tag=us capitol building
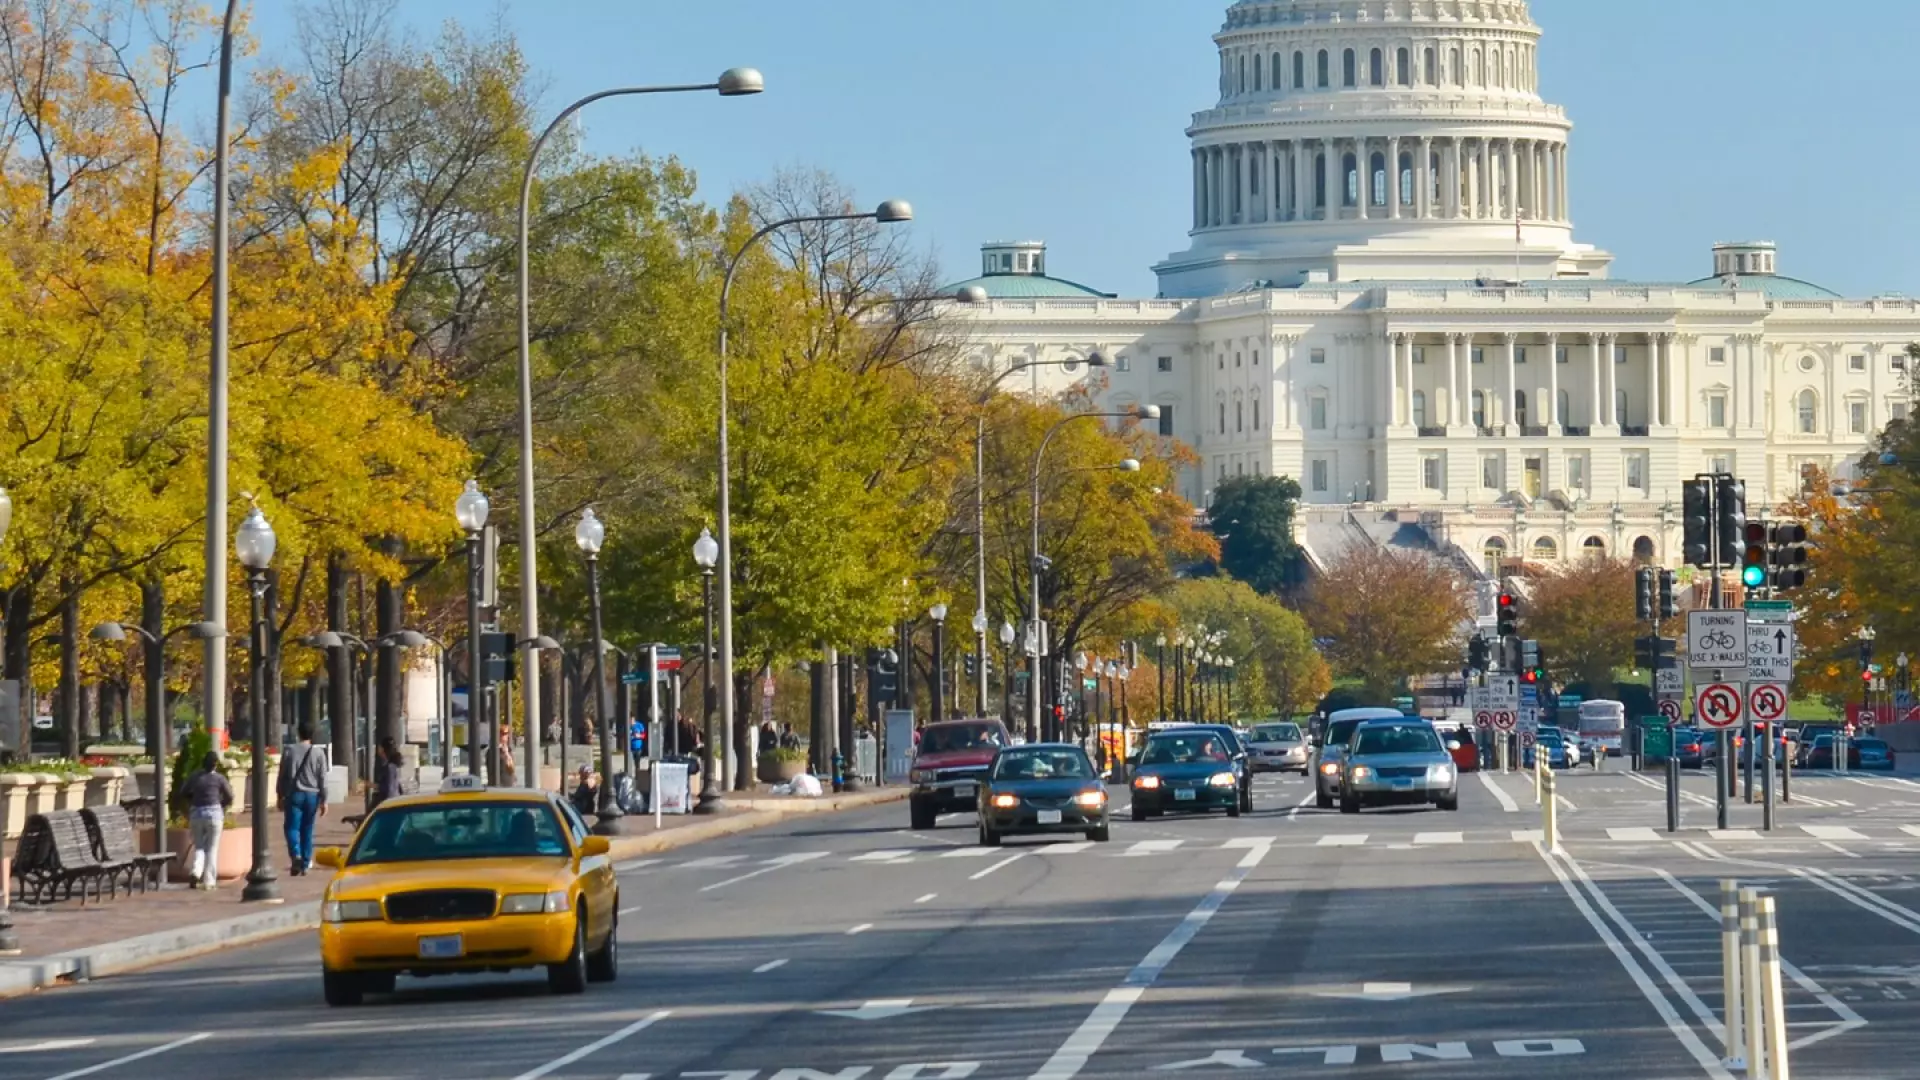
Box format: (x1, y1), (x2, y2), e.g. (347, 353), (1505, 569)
(948, 0), (1918, 580)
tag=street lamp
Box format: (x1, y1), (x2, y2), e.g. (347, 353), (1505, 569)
(202, 0), (242, 743)
(1222, 656), (1237, 721)
(455, 480), (489, 777)
(929, 602), (948, 724)
(0, 487), (11, 951)
(692, 528), (722, 814)
(999, 619), (1017, 728)
(234, 507), (279, 903)
(515, 68), (764, 813)
(1026, 406), (1158, 742)
(715, 200), (912, 792)
(574, 509), (625, 834)
(1155, 633), (1168, 723)
(970, 609), (989, 716)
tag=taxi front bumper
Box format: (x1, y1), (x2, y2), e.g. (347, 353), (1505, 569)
(320, 913), (575, 974)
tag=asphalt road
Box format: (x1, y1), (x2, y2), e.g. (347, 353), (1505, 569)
(4, 762), (1918, 1079)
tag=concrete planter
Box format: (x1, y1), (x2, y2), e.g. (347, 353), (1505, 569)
(131, 763), (159, 800)
(758, 756), (807, 784)
(24, 774), (60, 818)
(162, 824), (254, 881)
(0, 773), (35, 840)
(54, 777), (91, 811)
(86, 766), (128, 807)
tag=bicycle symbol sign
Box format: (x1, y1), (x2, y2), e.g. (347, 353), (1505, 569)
(1749, 682), (1788, 723)
(1696, 682), (1744, 729)
(1688, 610), (1749, 669)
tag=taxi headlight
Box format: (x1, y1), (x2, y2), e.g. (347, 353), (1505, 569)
(1133, 775), (1161, 789)
(501, 890), (570, 915)
(990, 793), (1019, 809)
(1319, 761), (1341, 775)
(1209, 772), (1237, 787)
(1074, 790), (1107, 808)
(322, 899), (382, 923)
(1349, 765), (1372, 781)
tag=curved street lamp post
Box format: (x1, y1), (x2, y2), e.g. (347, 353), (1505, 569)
(692, 528), (722, 813)
(235, 508), (279, 903)
(575, 509), (626, 833)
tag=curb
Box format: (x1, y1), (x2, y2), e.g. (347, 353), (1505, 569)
(0, 786), (907, 1000)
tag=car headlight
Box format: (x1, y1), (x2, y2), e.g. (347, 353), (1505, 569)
(1429, 763), (1454, 782)
(501, 891), (570, 915)
(990, 793), (1019, 809)
(1320, 761), (1341, 775)
(909, 769), (929, 784)
(1209, 772), (1236, 787)
(1133, 775), (1161, 789)
(1074, 790), (1107, 808)
(1349, 765), (1372, 780)
(322, 899), (382, 923)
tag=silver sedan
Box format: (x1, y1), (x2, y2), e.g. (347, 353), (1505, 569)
(1338, 720), (1461, 813)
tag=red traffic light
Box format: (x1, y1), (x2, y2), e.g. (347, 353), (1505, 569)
(1863, 670), (1875, 682)
(1498, 593), (1516, 609)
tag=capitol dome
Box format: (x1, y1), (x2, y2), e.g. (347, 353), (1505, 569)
(1155, 0), (1614, 296)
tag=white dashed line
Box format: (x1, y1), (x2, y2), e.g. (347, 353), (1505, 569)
(971, 853), (1028, 880)
(846, 923), (872, 935)
(753, 959), (789, 974)
(915, 893), (937, 904)
(1477, 771), (1519, 812)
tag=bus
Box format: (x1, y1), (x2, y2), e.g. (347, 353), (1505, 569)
(1576, 699), (1627, 757)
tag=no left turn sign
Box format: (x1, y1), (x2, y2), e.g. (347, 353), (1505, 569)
(1657, 699), (1683, 725)
(1696, 683), (1743, 729)
(1749, 682), (1788, 724)
(1494, 710), (1517, 732)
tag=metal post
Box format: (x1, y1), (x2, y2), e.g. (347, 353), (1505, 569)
(1741, 888), (1763, 1076)
(1666, 753), (1681, 832)
(1542, 765), (1558, 851)
(1759, 895), (1791, 1080)
(141, 585), (169, 887)
(202, 0), (240, 740)
(1781, 741), (1792, 804)
(465, 533), (483, 777)
(1720, 879), (1745, 1071)
(1156, 643), (1166, 722)
(1762, 726), (1775, 831)
(1716, 731), (1731, 830)
(1744, 716), (1756, 804)
(974, 418), (989, 717)
(697, 570), (721, 813)
(587, 557), (624, 834)
(931, 616), (946, 725)
(241, 571), (279, 902)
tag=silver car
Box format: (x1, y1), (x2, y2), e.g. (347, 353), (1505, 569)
(1314, 708), (1405, 809)
(1338, 719), (1460, 813)
(1247, 721), (1308, 773)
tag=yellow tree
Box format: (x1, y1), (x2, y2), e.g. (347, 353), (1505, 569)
(1517, 557), (1642, 695)
(1307, 546), (1470, 700)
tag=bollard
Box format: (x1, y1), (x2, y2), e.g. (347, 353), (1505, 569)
(1782, 744), (1792, 804)
(1759, 895), (1791, 1080)
(1542, 765), (1558, 851)
(1763, 736), (1776, 832)
(1741, 888), (1764, 1077)
(1535, 746), (1544, 805)
(1720, 879), (1745, 1070)
(1666, 754), (1681, 833)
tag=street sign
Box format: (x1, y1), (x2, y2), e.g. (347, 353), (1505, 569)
(1493, 710), (1516, 732)
(1657, 699), (1683, 724)
(1486, 674), (1519, 712)
(1748, 682), (1788, 724)
(1654, 666), (1684, 700)
(1687, 610), (1747, 670)
(1474, 710), (1493, 730)
(1695, 682), (1743, 729)
(1643, 723), (1673, 758)
(1745, 622), (1794, 683)
(1520, 730), (1536, 748)
(1745, 599), (1793, 614)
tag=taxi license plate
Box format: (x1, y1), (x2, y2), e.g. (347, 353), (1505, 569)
(418, 934), (464, 959)
(1174, 789), (1197, 801)
(1037, 809), (1062, 825)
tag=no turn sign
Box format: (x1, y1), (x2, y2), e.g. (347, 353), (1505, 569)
(1494, 710), (1517, 732)
(1657, 699), (1683, 725)
(1696, 682), (1744, 729)
(1749, 682), (1788, 724)
(1474, 710), (1493, 730)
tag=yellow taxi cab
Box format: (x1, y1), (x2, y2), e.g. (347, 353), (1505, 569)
(312, 773), (619, 1006)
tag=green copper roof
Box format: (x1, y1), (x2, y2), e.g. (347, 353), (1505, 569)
(1683, 273), (1843, 300)
(944, 273), (1115, 299)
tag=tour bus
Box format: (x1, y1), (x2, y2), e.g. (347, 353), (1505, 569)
(1577, 699), (1627, 756)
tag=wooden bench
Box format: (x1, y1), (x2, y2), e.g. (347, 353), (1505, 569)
(82, 805), (172, 894)
(8, 811), (127, 905)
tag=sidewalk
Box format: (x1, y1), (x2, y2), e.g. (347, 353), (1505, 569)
(0, 785), (903, 999)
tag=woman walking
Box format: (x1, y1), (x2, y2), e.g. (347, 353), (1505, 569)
(181, 751), (233, 889)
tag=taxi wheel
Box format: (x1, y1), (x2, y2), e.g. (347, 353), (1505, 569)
(587, 906), (619, 983)
(547, 915), (589, 995)
(322, 969), (363, 1007)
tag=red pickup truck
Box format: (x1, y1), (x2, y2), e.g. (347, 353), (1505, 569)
(907, 719), (1012, 830)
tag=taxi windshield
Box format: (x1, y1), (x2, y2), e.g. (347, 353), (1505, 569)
(349, 800), (569, 865)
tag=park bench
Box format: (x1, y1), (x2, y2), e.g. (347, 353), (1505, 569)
(8, 811), (128, 905)
(82, 805), (172, 894)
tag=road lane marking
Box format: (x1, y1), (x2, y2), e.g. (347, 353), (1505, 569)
(1708, 829), (1760, 840)
(1512, 829), (1544, 842)
(509, 1012), (670, 1080)
(699, 851), (827, 892)
(915, 893), (937, 904)
(618, 904), (644, 916)
(940, 847), (996, 858)
(42, 1034), (212, 1080)
(1033, 842), (1273, 1079)
(1802, 825), (1867, 840)
(614, 858), (663, 872)
(970, 853), (1027, 880)
(1683, 841), (1920, 935)
(1122, 839), (1184, 856)
(679, 855), (748, 869)
(1317, 834), (1366, 846)
(851, 849), (918, 862)
(1902, 825), (1920, 838)
(1476, 772), (1519, 813)
(1414, 831), (1463, 845)
(847, 923), (873, 935)
(1818, 842), (1862, 859)
(1608, 827), (1663, 841)
(2, 1040), (94, 1055)
(1037, 842), (1094, 854)
(1286, 788), (1316, 820)
(753, 959), (789, 973)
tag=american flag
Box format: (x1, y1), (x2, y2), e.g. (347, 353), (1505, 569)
(1515, 209), (1523, 245)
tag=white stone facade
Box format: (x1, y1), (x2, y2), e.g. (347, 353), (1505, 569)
(953, 0), (1920, 578)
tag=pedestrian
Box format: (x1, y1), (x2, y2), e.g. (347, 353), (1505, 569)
(570, 764), (599, 817)
(499, 739), (517, 787)
(181, 750), (233, 890)
(276, 720), (330, 876)
(677, 714), (702, 759)
(779, 723), (800, 750)
(370, 738), (404, 809)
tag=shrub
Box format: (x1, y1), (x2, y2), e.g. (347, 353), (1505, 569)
(169, 726), (215, 819)
(760, 746), (807, 765)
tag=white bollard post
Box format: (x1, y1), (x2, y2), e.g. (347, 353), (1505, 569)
(1535, 745), (1544, 805)
(1759, 894), (1790, 1080)
(1542, 765), (1558, 851)
(1720, 879), (1745, 1070)
(1742, 887), (1764, 1077)
(653, 759), (662, 829)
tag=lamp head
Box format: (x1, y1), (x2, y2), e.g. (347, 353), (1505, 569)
(302, 631), (346, 649)
(999, 620), (1016, 646)
(1116, 459), (1141, 472)
(574, 507), (605, 556)
(929, 602), (948, 622)
(89, 622), (128, 642)
(235, 506), (276, 570)
(971, 609), (988, 634)
(455, 478), (489, 532)
(389, 630), (430, 649)
(1134, 404), (1161, 421)
(953, 285), (989, 305)
(692, 526), (720, 570)
(527, 635), (564, 651)
(185, 622), (225, 640)
(873, 199), (913, 224)
(715, 67), (765, 96)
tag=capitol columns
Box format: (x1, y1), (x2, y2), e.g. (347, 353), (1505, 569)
(1274, 333), (1299, 431)
(1674, 333), (1699, 432)
(1500, 332), (1518, 432)
(1446, 332), (1466, 431)
(1647, 332), (1668, 430)
(1544, 332), (1561, 435)
(1386, 136), (1401, 219)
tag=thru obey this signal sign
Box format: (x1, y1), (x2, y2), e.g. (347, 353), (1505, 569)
(1696, 682), (1744, 729)
(1749, 682), (1788, 724)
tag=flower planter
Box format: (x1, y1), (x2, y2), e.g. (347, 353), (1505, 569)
(131, 764), (158, 801)
(86, 767), (128, 807)
(24, 774), (60, 818)
(54, 778), (91, 811)
(162, 824), (255, 881)
(0, 774), (35, 840)
(758, 756), (808, 784)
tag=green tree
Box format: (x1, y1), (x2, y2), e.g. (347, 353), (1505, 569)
(1206, 474), (1302, 595)
(1519, 557), (1638, 695)
(1306, 546), (1470, 701)
(1161, 577), (1330, 719)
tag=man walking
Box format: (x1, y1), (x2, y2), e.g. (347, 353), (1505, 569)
(276, 721), (330, 875)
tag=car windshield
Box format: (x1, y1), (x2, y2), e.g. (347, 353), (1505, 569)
(919, 724), (1005, 754)
(349, 801), (569, 865)
(1812, 735), (1835, 747)
(1325, 719), (1364, 748)
(1536, 731), (1563, 745)
(993, 748), (1094, 780)
(1142, 733), (1232, 765)
(1251, 723), (1301, 742)
(1352, 725), (1441, 756)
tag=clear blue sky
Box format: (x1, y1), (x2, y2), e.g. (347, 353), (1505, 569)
(249, 0), (1920, 298)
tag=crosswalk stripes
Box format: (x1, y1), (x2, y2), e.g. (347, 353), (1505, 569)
(1901, 825), (1920, 838)
(1317, 834), (1367, 846)
(1607, 827), (1663, 841)
(1121, 839), (1185, 856)
(1413, 831), (1463, 845)
(1801, 824), (1868, 840)
(938, 847), (997, 858)
(1035, 842), (1094, 855)
(678, 855), (748, 869)
(849, 849), (916, 862)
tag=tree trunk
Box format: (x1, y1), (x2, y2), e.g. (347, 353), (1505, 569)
(59, 588), (79, 758)
(97, 679), (116, 743)
(375, 565), (402, 750)
(326, 556), (355, 784)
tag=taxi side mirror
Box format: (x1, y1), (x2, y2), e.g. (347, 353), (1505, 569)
(578, 835), (612, 858)
(312, 847), (342, 870)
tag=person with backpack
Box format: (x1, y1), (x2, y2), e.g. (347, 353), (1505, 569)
(276, 721), (330, 876)
(181, 751), (233, 889)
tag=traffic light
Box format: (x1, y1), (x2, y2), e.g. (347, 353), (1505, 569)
(1860, 638), (1875, 672)
(964, 654), (977, 680)
(1740, 521), (1768, 589)
(1769, 522), (1810, 590)
(1635, 567), (1653, 620)
(1682, 478), (1714, 567)
(1496, 591), (1518, 638)
(1467, 636), (1490, 673)
(479, 630), (516, 684)
(1658, 569), (1678, 619)
(870, 647), (899, 701)
(1634, 635), (1675, 671)
(1715, 476), (1746, 567)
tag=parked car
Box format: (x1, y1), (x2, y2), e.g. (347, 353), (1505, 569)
(907, 719), (1013, 829)
(1338, 718), (1461, 813)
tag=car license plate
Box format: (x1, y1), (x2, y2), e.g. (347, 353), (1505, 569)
(952, 780), (975, 794)
(1036, 810), (1062, 825)
(417, 934), (463, 959)
(1174, 789), (1197, 801)
(1391, 778), (1414, 790)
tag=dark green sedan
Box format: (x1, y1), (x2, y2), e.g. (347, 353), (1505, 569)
(977, 744), (1111, 846)
(1129, 730), (1243, 820)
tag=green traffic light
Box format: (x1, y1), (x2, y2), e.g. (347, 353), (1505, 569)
(1741, 564), (1766, 588)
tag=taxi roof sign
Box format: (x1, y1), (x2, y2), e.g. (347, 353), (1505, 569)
(439, 773), (487, 795)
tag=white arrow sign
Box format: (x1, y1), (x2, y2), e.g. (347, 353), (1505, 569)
(1313, 982), (1471, 1003)
(817, 998), (941, 1021)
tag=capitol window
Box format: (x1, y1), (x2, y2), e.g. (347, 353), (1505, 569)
(1450, 47), (1462, 86)
(1317, 50), (1329, 88)
(1412, 391), (1428, 428)
(1709, 346), (1727, 365)
(1615, 345), (1629, 365)
(1422, 455), (1443, 491)
(1893, 353), (1907, 372)
(1219, 402), (1227, 434)
(1707, 393), (1727, 429)
(1849, 354), (1867, 373)
(1157, 405), (1175, 437)
(1369, 48), (1383, 86)
(1310, 459), (1329, 492)
(1893, 401), (1910, 424)
(1310, 348), (1326, 365)
(1567, 454), (1587, 491)
(1115, 356), (1131, 372)
(1235, 401), (1244, 432)
(1481, 455), (1503, 491)
(1270, 53), (1281, 92)
(1797, 390), (1819, 433)
(1424, 47), (1436, 85)
(1625, 454), (1647, 492)
(1343, 49), (1356, 87)
(1310, 396), (1328, 430)
(1472, 346), (1485, 365)
(1397, 47), (1410, 86)
(1849, 400), (1868, 434)
(1533, 537), (1558, 561)
(1556, 346), (1569, 365)
(1252, 398), (1261, 429)
(1294, 51), (1305, 89)
(1471, 391), (1487, 428)
(1412, 346), (1426, 365)
(1516, 346), (1528, 365)
(1157, 355), (1173, 372)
